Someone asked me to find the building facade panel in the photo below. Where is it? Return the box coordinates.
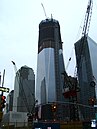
[36,48,56,104]
[36,18,65,120]
[88,37,97,97]
[13,66,35,113]
[75,36,96,120]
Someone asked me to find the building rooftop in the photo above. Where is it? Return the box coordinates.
[39,18,59,25]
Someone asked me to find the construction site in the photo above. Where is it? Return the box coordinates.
[0,0,97,129]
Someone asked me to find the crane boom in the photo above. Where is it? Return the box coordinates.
[41,3,48,19]
[82,0,93,37]
[75,0,93,75]
[65,0,93,73]
[11,61,17,73]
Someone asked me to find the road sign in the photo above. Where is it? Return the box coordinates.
[0,87,9,93]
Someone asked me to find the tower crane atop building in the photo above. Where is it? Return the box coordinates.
[62,0,93,121]
[82,0,93,37]
[76,0,93,72]
[11,61,17,73]
[41,3,48,19]
[66,0,93,75]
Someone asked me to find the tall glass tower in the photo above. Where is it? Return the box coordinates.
[75,36,97,120]
[13,66,35,113]
[36,18,65,120]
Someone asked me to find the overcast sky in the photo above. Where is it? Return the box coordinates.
[0,0,97,93]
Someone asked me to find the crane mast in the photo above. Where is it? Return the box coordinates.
[76,0,93,73]
[66,0,93,76]
[62,0,93,121]
[82,0,93,37]
[41,3,48,19]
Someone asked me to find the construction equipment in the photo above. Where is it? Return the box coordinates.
[77,0,93,71]
[73,4,94,117]
[65,47,74,71]
[82,0,93,37]
[65,0,93,74]
[68,0,93,76]
[62,1,93,121]
[73,0,93,120]
[41,3,48,19]
[11,61,17,73]
[62,71,79,121]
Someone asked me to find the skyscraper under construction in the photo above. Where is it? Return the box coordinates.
[36,18,65,120]
[75,36,97,120]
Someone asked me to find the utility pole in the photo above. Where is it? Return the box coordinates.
[1,69,5,96]
[0,69,8,122]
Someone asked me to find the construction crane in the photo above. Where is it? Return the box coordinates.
[67,0,93,75]
[82,0,93,37]
[62,0,93,121]
[76,0,93,72]
[41,3,48,19]
[65,47,74,71]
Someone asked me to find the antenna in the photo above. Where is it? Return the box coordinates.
[41,3,48,19]
[51,14,53,19]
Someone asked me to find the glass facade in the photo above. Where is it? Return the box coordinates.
[88,37,97,97]
[13,66,35,113]
[36,48,56,104]
[36,19,65,120]
[36,19,65,103]
[75,36,97,120]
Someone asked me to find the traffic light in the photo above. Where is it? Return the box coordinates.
[91,98,95,106]
[51,104,57,112]
[28,114,33,122]
[88,98,95,106]
[0,96,6,110]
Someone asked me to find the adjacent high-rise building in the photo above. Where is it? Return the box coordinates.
[36,18,65,120]
[13,66,35,113]
[2,66,35,126]
[75,36,97,120]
